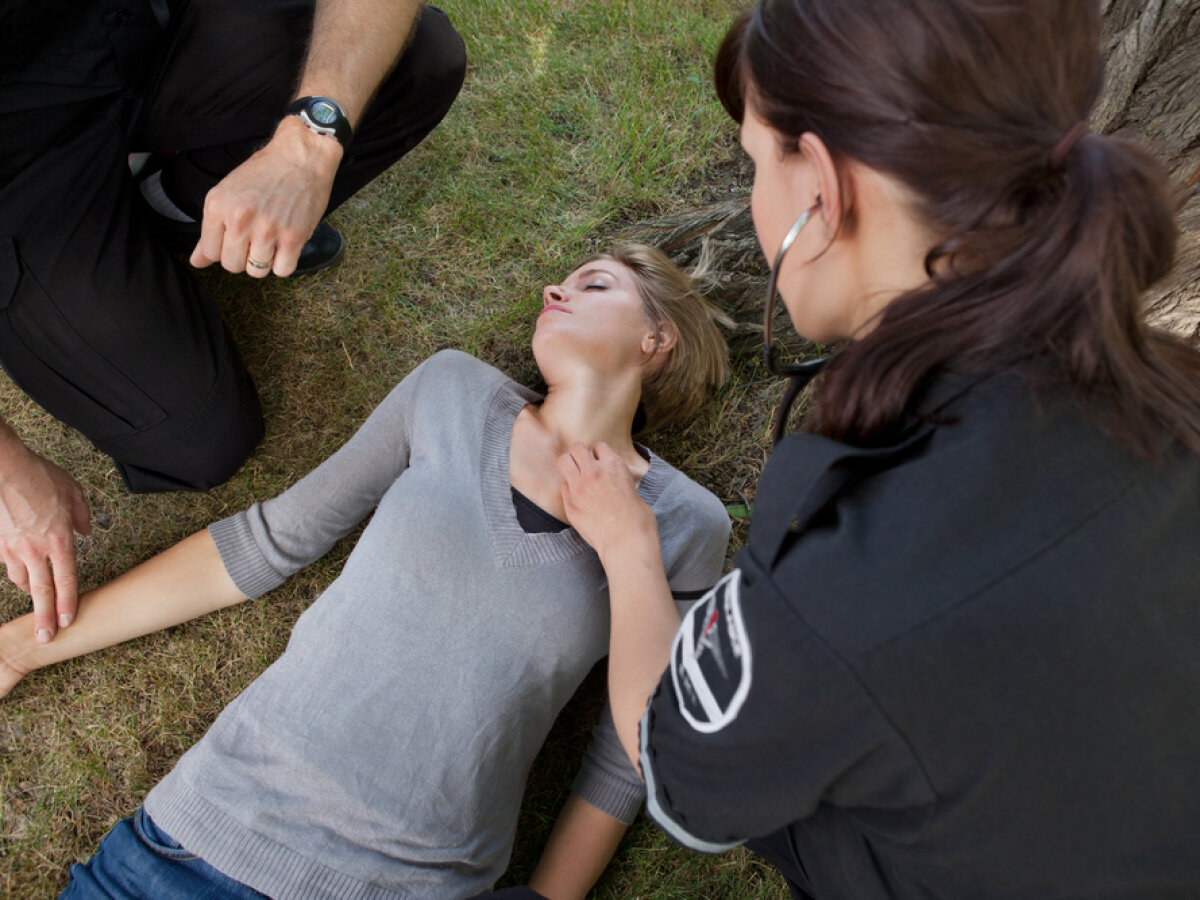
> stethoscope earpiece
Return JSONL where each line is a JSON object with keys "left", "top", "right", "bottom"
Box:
{"left": 762, "top": 199, "right": 833, "bottom": 443}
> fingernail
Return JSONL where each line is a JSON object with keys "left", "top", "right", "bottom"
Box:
{"left": 60, "top": 614, "right": 72, "bottom": 628}
{"left": 37, "top": 629, "right": 52, "bottom": 644}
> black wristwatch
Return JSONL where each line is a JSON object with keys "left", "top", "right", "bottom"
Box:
{"left": 287, "top": 96, "right": 353, "bottom": 148}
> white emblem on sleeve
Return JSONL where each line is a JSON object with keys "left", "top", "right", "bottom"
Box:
{"left": 670, "top": 570, "right": 752, "bottom": 733}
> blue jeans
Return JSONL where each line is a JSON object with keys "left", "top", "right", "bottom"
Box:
{"left": 60, "top": 806, "right": 268, "bottom": 899}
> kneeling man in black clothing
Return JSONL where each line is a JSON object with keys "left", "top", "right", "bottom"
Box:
{"left": 0, "top": 0, "right": 466, "bottom": 643}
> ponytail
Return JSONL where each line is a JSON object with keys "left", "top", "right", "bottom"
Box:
{"left": 813, "top": 130, "right": 1200, "bottom": 456}
{"left": 716, "top": 0, "right": 1200, "bottom": 456}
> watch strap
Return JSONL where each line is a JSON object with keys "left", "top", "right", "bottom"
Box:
{"left": 287, "top": 96, "right": 353, "bottom": 148}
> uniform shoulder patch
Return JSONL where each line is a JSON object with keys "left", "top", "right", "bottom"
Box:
{"left": 669, "top": 570, "right": 752, "bottom": 734}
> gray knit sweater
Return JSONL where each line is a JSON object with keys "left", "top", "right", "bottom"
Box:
{"left": 143, "top": 351, "right": 730, "bottom": 900}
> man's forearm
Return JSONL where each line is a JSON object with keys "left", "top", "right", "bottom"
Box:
{"left": 297, "top": 0, "right": 424, "bottom": 126}
{"left": 189, "top": 0, "right": 426, "bottom": 276}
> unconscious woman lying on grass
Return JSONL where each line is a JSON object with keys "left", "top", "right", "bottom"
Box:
{"left": 0, "top": 244, "right": 732, "bottom": 900}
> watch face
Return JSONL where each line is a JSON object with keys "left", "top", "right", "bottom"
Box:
{"left": 311, "top": 100, "right": 338, "bottom": 125}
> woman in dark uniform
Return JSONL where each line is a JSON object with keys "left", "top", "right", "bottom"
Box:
{"left": 557, "top": 1, "right": 1200, "bottom": 897}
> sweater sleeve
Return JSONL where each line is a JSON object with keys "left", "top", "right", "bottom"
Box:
{"left": 209, "top": 354, "right": 439, "bottom": 598}
{"left": 571, "top": 702, "right": 646, "bottom": 825}
{"left": 572, "top": 478, "right": 732, "bottom": 822}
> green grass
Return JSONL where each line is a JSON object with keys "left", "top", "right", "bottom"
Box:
{"left": 0, "top": 1, "right": 797, "bottom": 896}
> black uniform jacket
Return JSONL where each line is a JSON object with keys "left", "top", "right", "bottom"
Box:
{"left": 641, "top": 373, "right": 1200, "bottom": 899}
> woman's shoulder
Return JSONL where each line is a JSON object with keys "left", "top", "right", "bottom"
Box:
{"left": 399, "top": 349, "right": 529, "bottom": 407}
{"left": 419, "top": 348, "right": 508, "bottom": 385}
{"left": 646, "top": 455, "right": 731, "bottom": 539}
{"left": 368, "top": 351, "right": 527, "bottom": 442}
{"left": 641, "top": 456, "right": 730, "bottom": 586}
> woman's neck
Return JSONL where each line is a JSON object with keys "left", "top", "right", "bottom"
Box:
{"left": 533, "top": 371, "right": 643, "bottom": 461}
{"left": 509, "top": 367, "right": 648, "bottom": 512}
{"left": 844, "top": 162, "right": 940, "bottom": 338}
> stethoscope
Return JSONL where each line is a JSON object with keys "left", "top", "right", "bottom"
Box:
{"left": 761, "top": 200, "right": 832, "bottom": 445}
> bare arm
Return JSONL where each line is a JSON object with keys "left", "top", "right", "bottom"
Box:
{"left": 297, "top": 0, "right": 423, "bottom": 128}
{"left": 191, "top": 0, "right": 424, "bottom": 277}
{"left": 0, "top": 529, "right": 247, "bottom": 698}
{"left": 558, "top": 442, "right": 680, "bottom": 771}
{"left": 528, "top": 793, "right": 629, "bottom": 900}
{"left": 599, "top": 549, "right": 678, "bottom": 771}
{"left": 0, "top": 418, "right": 91, "bottom": 643}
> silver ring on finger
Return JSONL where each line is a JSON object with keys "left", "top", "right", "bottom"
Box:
{"left": 247, "top": 256, "right": 272, "bottom": 270}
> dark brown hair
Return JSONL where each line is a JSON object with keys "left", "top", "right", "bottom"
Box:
{"left": 716, "top": 0, "right": 1200, "bottom": 455}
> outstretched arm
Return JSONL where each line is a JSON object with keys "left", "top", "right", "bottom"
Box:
{"left": 0, "top": 529, "right": 246, "bottom": 699}
{"left": 191, "top": 0, "right": 424, "bottom": 277}
{"left": 528, "top": 793, "right": 628, "bottom": 900}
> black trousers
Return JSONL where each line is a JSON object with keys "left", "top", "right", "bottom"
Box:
{"left": 0, "top": 0, "right": 465, "bottom": 491}
{"left": 746, "top": 829, "right": 816, "bottom": 900}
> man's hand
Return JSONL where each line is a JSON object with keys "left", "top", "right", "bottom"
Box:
{"left": 188, "top": 0, "right": 423, "bottom": 277}
{"left": 190, "top": 116, "right": 343, "bottom": 278}
{"left": 0, "top": 444, "right": 91, "bottom": 643}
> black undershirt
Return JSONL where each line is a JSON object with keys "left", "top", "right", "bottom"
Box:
{"left": 509, "top": 445, "right": 654, "bottom": 535}
{"left": 511, "top": 485, "right": 711, "bottom": 605}
{"left": 510, "top": 486, "right": 568, "bottom": 534}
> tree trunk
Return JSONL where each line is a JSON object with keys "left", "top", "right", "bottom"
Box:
{"left": 626, "top": 0, "right": 1200, "bottom": 345}
{"left": 1100, "top": 0, "right": 1200, "bottom": 340}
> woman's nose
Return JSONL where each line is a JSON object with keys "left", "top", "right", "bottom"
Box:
{"left": 543, "top": 284, "right": 567, "bottom": 306}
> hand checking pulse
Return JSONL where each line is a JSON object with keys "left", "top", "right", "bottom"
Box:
{"left": 190, "top": 116, "right": 342, "bottom": 279}
{"left": 0, "top": 437, "right": 91, "bottom": 644}
{"left": 557, "top": 442, "right": 658, "bottom": 564}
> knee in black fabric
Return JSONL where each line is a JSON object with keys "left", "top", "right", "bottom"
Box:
{"left": 102, "top": 349, "right": 264, "bottom": 494}
{"left": 114, "top": 412, "right": 263, "bottom": 493}
{"left": 409, "top": 6, "right": 469, "bottom": 113}
{"left": 360, "top": 5, "right": 467, "bottom": 150}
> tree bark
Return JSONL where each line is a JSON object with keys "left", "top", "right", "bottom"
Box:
{"left": 1100, "top": 0, "right": 1200, "bottom": 340}
{"left": 626, "top": 0, "right": 1200, "bottom": 345}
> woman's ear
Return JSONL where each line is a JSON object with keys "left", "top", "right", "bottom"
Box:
{"left": 796, "top": 131, "right": 844, "bottom": 239}
{"left": 644, "top": 321, "right": 678, "bottom": 361}
{"left": 657, "top": 321, "right": 679, "bottom": 353}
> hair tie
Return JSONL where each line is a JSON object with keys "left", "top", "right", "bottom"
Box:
{"left": 1050, "top": 120, "right": 1089, "bottom": 168}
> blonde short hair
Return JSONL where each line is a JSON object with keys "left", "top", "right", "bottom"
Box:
{"left": 585, "top": 243, "right": 731, "bottom": 434}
